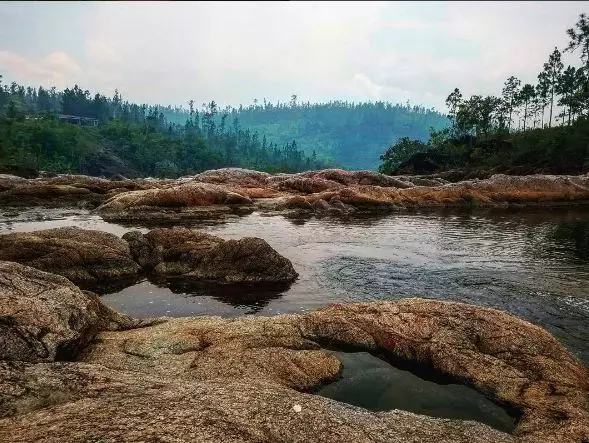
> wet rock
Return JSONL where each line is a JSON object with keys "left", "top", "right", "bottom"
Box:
{"left": 123, "top": 227, "right": 298, "bottom": 283}
{"left": 0, "top": 227, "right": 140, "bottom": 292}
{"left": 0, "top": 361, "right": 514, "bottom": 443}
{"left": 0, "top": 261, "right": 138, "bottom": 362}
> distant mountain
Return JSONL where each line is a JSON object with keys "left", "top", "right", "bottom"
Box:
{"left": 231, "top": 101, "right": 449, "bottom": 170}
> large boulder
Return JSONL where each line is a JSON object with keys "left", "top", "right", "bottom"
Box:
{"left": 81, "top": 299, "right": 589, "bottom": 443}
{"left": 0, "top": 361, "right": 514, "bottom": 443}
{"left": 0, "top": 227, "right": 141, "bottom": 292}
{"left": 123, "top": 227, "right": 298, "bottom": 284}
{"left": 0, "top": 261, "right": 139, "bottom": 362}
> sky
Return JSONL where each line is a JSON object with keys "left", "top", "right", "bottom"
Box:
{"left": 1, "top": 1, "right": 588, "bottom": 112}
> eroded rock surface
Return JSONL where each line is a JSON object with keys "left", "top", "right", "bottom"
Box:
{"left": 93, "top": 169, "right": 589, "bottom": 222}
{"left": 0, "top": 361, "right": 514, "bottom": 443}
{"left": 0, "top": 261, "right": 139, "bottom": 362}
{"left": 0, "top": 173, "right": 163, "bottom": 208}
{"left": 81, "top": 299, "right": 589, "bottom": 443}
{"left": 0, "top": 227, "right": 141, "bottom": 291}
{"left": 123, "top": 227, "right": 298, "bottom": 284}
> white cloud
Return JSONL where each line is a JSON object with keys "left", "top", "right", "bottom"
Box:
{"left": 1, "top": 1, "right": 588, "bottom": 111}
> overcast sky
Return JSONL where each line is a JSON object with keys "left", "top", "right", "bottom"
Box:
{"left": 1, "top": 1, "right": 588, "bottom": 112}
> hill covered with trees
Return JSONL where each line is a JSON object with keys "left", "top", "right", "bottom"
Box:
{"left": 379, "top": 13, "right": 589, "bottom": 177}
{"left": 0, "top": 80, "right": 330, "bottom": 178}
{"left": 228, "top": 100, "right": 448, "bottom": 171}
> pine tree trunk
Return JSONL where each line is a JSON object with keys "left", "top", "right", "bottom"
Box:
{"left": 549, "top": 88, "right": 554, "bottom": 128}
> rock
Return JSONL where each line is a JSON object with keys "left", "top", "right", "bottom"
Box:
{"left": 300, "top": 300, "right": 589, "bottom": 443}
{"left": 97, "top": 181, "right": 254, "bottom": 222}
{"left": 277, "top": 177, "right": 345, "bottom": 194}
{"left": 0, "top": 227, "right": 141, "bottom": 292}
{"left": 80, "top": 299, "right": 589, "bottom": 442}
{"left": 123, "top": 227, "right": 298, "bottom": 284}
{"left": 0, "top": 174, "right": 160, "bottom": 208}
{"left": 181, "top": 167, "right": 271, "bottom": 188}
{"left": 0, "top": 361, "right": 514, "bottom": 443}
{"left": 0, "top": 261, "right": 138, "bottom": 362}
{"left": 82, "top": 315, "right": 338, "bottom": 391}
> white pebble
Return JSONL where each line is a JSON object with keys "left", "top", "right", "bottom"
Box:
{"left": 293, "top": 404, "right": 302, "bottom": 413}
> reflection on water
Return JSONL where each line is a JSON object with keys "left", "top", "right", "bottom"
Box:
{"left": 1, "top": 206, "right": 588, "bottom": 364}
{"left": 316, "top": 351, "right": 519, "bottom": 433}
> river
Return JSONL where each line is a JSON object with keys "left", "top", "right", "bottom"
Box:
{"left": 2, "top": 206, "right": 588, "bottom": 431}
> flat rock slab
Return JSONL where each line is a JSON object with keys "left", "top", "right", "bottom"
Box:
{"left": 0, "top": 361, "right": 514, "bottom": 443}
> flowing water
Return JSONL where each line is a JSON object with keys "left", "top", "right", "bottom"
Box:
{"left": 2, "top": 206, "right": 588, "bottom": 431}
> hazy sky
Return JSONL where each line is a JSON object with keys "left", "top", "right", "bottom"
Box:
{"left": 1, "top": 1, "right": 588, "bottom": 112}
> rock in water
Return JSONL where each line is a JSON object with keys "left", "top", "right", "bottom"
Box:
{"left": 123, "top": 227, "right": 298, "bottom": 284}
{"left": 0, "top": 261, "right": 137, "bottom": 362}
{"left": 0, "top": 227, "right": 141, "bottom": 292}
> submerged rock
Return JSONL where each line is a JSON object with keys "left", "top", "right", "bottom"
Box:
{"left": 123, "top": 227, "right": 298, "bottom": 284}
{"left": 0, "top": 227, "right": 141, "bottom": 292}
{"left": 0, "top": 261, "right": 138, "bottom": 362}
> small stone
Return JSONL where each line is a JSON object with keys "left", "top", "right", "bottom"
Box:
{"left": 292, "top": 404, "right": 302, "bottom": 413}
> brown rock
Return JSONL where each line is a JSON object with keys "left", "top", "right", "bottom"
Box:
{"left": 123, "top": 227, "right": 298, "bottom": 283}
{"left": 0, "top": 361, "right": 514, "bottom": 443}
{"left": 0, "top": 261, "right": 139, "bottom": 363}
{"left": 81, "top": 298, "right": 589, "bottom": 442}
{"left": 0, "top": 227, "right": 141, "bottom": 291}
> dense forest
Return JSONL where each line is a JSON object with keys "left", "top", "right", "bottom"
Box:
{"left": 229, "top": 100, "right": 448, "bottom": 170}
{"left": 379, "top": 13, "right": 589, "bottom": 177}
{"left": 0, "top": 80, "right": 331, "bottom": 178}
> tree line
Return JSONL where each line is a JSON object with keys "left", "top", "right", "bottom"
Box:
{"left": 379, "top": 13, "right": 589, "bottom": 176}
{"left": 0, "top": 79, "right": 329, "bottom": 177}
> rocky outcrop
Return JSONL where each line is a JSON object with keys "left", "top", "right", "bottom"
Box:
{"left": 79, "top": 299, "right": 589, "bottom": 443}
{"left": 123, "top": 227, "right": 298, "bottom": 284}
{"left": 0, "top": 227, "right": 141, "bottom": 292}
{"left": 0, "top": 361, "right": 514, "bottom": 443}
{"left": 90, "top": 169, "right": 589, "bottom": 222}
{"left": 98, "top": 181, "right": 255, "bottom": 222}
{"left": 0, "top": 261, "right": 139, "bottom": 362}
{"left": 0, "top": 173, "right": 162, "bottom": 208}
{"left": 0, "top": 261, "right": 586, "bottom": 443}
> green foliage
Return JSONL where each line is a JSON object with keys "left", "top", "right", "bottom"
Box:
{"left": 0, "top": 79, "right": 329, "bottom": 177}
{"left": 378, "top": 136, "right": 430, "bottom": 174}
{"left": 231, "top": 101, "right": 448, "bottom": 170}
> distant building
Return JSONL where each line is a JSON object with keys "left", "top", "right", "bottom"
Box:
{"left": 58, "top": 114, "right": 99, "bottom": 126}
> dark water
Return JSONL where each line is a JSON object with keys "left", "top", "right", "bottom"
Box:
{"left": 315, "top": 351, "right": 519, "bottom": 433}
{"left": 1, "top": 206, "right": 588, "bottom": 430}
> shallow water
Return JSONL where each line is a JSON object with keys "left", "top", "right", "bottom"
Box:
{"left": 315, "top": 351, "right": 519, "bottom": 433}
{"left": 1, "top": 205, "right": 588, "bottom": 430}
{"left": 1, "top": 207, "right": 588, "bottom": 364}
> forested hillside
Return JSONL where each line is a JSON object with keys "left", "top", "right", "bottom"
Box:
{"left": 231, "top": 100, "right": 448, "bottom": 170}
{"left": 0, "top": 79, "right": 329, "bottom": 178}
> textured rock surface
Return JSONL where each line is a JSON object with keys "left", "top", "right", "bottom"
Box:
{"left": 81, "top": 299, "right": 589, "bottom": 443}
{"left": 0, "top": 261, "right": 139, "bottom": 362}
{"left": 0, "top": 227, "right": 141, "bottom": 291}
{"left": 123, "top": 227, "right": 298, "bottom": 284}
{"left": 0, "top": 173, "right": 160, "bottom": 208}
{"left": 0, "top": 361, "right": 514, "bottom": 443}
{"left": 92, "top": 169, "right": 589, "bottom": 222}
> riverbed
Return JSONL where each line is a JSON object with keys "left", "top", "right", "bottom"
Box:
{"left": 2, "top": 206, "right": 587, "bottom": 430}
